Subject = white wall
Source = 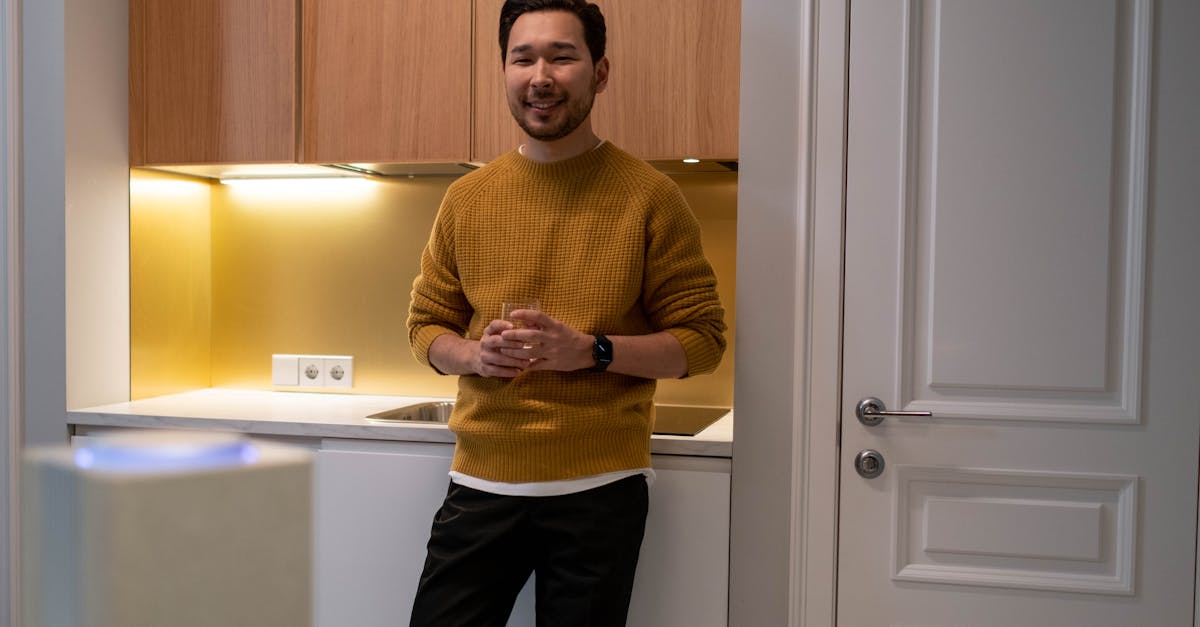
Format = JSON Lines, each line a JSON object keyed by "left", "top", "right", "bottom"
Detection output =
{"left": 63, "top": 0, "right": 129, "bottom": 411}
{"left": 732, "top": 0, "right": 846, "bottom": 625}
{"left": 731, "top": 0, "right": 804, "bottom": 623}
{"left": 10, "top": 0, "right": 69, "bottom": 624}
{"left": 7, "top": 1, "right": 127, "bottom": 616}
{"left": 14, "top": 1, "right": 68, "bottom": 621}
{"left": 20, "top": 0, "right": 127, "bottom": 443}
{"left": 21, "top": 0, "right": 65, "bottom": 447}
{"left": 1, "top": 0, "right": 16, "bottom": 622}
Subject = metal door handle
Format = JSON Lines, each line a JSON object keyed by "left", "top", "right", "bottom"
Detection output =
{"left": 856, "top": 397, "right": 933, "bottom": 426}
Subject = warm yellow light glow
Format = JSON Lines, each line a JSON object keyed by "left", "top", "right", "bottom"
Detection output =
{"left": 218, "top": 177, "right": 378, "bottom": 205}
{"left": 682, "top": 158, "right": 701, "bottom": 164}
{"left": 130, "top": 169, "right": 213, "bottom": 400}
{"left": 129, "top": 175, "right": 210, "bottom": 199}
{"left": 218, "top": 175, "right": 361, "bottom": 185}
{"left": 130, "top": 171, "right": 735, "bottom": 405}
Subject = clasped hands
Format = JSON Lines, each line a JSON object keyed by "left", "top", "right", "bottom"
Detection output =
{"left": 475, "top": 308, "right": 592, "bottom": 378}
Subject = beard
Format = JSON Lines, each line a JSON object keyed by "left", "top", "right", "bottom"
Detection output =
{"left": 509, "top": 82, "right": 597, "bottom": 142}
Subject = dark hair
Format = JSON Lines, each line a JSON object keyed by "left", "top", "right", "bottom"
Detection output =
{"left": 499, "top": 0, "right": 606, "bottom": 64}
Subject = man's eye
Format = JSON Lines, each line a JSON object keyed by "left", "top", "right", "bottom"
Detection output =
{"left": 511, "top": 58, "right": 532, "bottom": 65}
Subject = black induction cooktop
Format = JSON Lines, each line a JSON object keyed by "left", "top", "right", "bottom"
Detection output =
{"left": 651, "top": 405, "right": 730, "bottom": 436}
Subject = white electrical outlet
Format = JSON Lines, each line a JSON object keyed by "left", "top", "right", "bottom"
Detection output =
{"left": 297, "top": 355, "right": 326, "bottom": 387}
{"left": 324, "top": 356, "right": 354, "bottom": 389}
{"left": 275, "top": 354, "right": 352, "bottom": 388}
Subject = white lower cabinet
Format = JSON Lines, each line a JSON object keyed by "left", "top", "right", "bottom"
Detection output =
{"left": 314, "top": 439, "right": 730, "bottom": 626}
{"left": 313, "top": 440, "right": 455, "bottom": 626}
{"left": 627, "top": 455, "right": 731, "bottom": 627}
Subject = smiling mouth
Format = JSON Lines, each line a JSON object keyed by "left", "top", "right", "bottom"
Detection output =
{"left": 527, "top": 98, "right": 563, "bottom": 113}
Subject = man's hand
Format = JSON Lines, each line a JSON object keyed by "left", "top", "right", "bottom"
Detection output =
{"left": 472, "top": 317, "right": 544, "bottom": 374}
{"left": 475, "top": 319, "right": 541, "bottom": 377}
{"left": 427, "top": 319, "right": 542, "bottom": 378}
{"left": 432, "top": 310, "right": 689, "bottom": 379}
{"left": 504, "top": 309, "right": 690, "bottom": 379}
{"left": 499, "top": 309, "right": 593, "bottom": 372}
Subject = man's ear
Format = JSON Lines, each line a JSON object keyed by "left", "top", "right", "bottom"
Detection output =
{"left": 594, "top": 56, "right": 610, "bottom": 94}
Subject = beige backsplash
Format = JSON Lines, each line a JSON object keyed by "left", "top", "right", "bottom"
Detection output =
{"left": 130, "top": 168, "right": 736, "bottom": 407}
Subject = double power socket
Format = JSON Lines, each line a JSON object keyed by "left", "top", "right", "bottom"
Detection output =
{"left": 272, "top": 354, "right": 353, "bottom": 389}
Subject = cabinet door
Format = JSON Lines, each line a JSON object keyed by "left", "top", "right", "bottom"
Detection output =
{"left": 628, "top": 455, "right": 731, "bottom": 627}
{"left": 472, "top": 0, "right": 740, "bottom": 162}
{"left": 315, "top": 443, "right": 730, "bottom": 627}
{"left": 302, "top": 0, "right": 473, "bottom": 164}
{"left": 313, "top": 441, "right": 455, "bottom": 626}
{"left": 129, "top": 0, "right": 298, "bottom": 165}
{"left": 314, "top": 440, "right": 538, "bottom": 627}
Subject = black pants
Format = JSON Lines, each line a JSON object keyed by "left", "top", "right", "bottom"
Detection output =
{"left": 409, "top": 475, "right": 650, "bottom": 627}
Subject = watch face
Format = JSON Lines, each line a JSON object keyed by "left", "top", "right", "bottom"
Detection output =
{"left": 592, "top": 335, "right": 613, "bottom": 371}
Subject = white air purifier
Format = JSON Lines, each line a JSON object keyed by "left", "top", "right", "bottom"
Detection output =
{"left": 22, "top": 431, "right": 313, "bottom": 627}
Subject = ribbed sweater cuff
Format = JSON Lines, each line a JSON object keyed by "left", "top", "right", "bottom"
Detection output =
{"left": 667, "top": 328, "right": 723, "bottom": 377}
{"left": 412, "top": 325, "right": 459, "bottom": 371}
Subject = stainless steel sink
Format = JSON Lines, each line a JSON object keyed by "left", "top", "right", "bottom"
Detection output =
{"left": 365, "top": 401, "right": 728, "bottom": 436}
{"left": 365, "top": 401, "right": 455, "bottom": 424}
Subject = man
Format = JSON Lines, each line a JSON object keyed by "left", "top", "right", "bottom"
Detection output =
{"left": 406, "top": 0, "right": 726, "bottom": 624}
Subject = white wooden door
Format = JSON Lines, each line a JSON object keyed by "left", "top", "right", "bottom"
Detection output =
{"left": 837, "top": 0, "right": 1200, "bottom": 625}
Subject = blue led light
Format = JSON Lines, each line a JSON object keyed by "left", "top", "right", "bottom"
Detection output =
{"left": 74, "top": 433, "right": 261, "bottom": 473}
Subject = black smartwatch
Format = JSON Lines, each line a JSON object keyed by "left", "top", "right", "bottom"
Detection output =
{"left": 590, "top": 334, "right": 613, "bottom": 372}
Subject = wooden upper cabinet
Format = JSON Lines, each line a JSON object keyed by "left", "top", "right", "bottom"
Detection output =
{"left": 302, "top": 0, "right": 473, "bottom": 164}
{"left": 472, "top": 0, "right": 740, "bottom": 162}
{"left": 131, "top": 0, "right": 732, "bottom": 166}
{"left": 471, "top": 0, "right": 512, "bottom": 162}
{"left": 129, "top": 0, "right": 298, "bottom": 165}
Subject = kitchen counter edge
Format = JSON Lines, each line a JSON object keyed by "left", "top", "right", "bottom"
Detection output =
{"left": 67, "top": 388, "right": 733, "bottom": 458}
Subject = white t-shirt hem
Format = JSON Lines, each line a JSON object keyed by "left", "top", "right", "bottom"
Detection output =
{"left": 449, "top": 467, "right": 655, "bottom": 497}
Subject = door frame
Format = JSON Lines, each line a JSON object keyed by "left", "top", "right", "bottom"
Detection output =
{"left": 1, "top": 0, "right": 21, "bottom": 625}
{"left": 732, "top": 0, "right": 846, "bottom": 625}
{"left": 792, "top": 0, "right": 847, "bottom": 624}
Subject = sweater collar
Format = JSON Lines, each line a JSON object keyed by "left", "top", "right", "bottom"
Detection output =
{"left": 506, "top": 140, "right": 613, "bottom": 179}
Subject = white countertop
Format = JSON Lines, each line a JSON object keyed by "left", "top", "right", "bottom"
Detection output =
{"left": 68, "top": 388, "right": 733, "bottom": 458}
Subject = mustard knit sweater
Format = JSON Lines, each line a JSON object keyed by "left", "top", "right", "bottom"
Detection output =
{"left": 408, "top": 142, "right": 726, "bottom": 482}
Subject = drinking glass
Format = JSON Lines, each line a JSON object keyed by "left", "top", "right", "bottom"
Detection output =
{"left": 501, "top": 300, "right": 540, "bottom": 349}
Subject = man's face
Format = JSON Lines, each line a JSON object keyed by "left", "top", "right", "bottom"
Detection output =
{"left": 504, "top": 10, "right": 608, "bottom": 142}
